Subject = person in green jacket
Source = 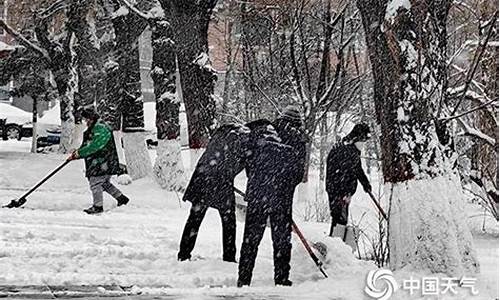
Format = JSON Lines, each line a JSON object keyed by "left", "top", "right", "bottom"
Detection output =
{"left": 68, "top": 107, "right": 129, "bottom": 214}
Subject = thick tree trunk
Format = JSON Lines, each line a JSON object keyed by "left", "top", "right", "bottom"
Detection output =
{"left": 34, "top": 16, "right": 78, "bottom": 153}
{"left": 59, "top": 64, "right": 78, "bottom": 153}
{"left": 358, "top": 0, "right": 479, "bottom": 276}
{"left": 31, "top": 96, "right": 38, "bottom": 153}
{"left": 95, "top": 5, "right": 152, "bottom": 180}
{"left": 58, "top": 34, "right": 79, "bottom": 153}
{"left": 170, "top": 0, "right": 218, "bottom": 148}
{"left": 68, "top": 0, "right": 102, "bottom": 117}
{"left": 150, "top": 14, "right": 186, "bottom": 191}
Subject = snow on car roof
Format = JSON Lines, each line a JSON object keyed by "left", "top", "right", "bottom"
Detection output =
{"left": 0, "top": 103, "right": 31, "bottom": 118}
{"left": 0, "top": 103, "right": 32, "bottom": 125}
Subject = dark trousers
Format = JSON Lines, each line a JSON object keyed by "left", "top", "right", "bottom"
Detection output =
{"left": 238, "top": 203, "right": 292, "bottom": 286}
{"left": 178, "top": 202, "right": 236, "bottom": 261}
{"left": 329, "top": 194, "right": 351, "bottom": 226}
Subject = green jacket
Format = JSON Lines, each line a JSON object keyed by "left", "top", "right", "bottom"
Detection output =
{"left": 79, "top": 121, "right": 120, "bottom": 177}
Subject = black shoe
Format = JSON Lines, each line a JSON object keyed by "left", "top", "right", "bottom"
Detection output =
{"left": 84, "top": 206, "right": 103, "bottom": 214}
{"left": 275, "top": 279, "right": 292, "bottom": 286}
{"left": 117, "top": 195, "right": 129, "bottom": 206}
{"left": 237, "top": 280, "right": 250, "bottom": 287}
{"left": 223, "top": 255, "right": 237, "bottom": 263}
{"left": 177, "top": 253, "right": 191, "bottom": 261}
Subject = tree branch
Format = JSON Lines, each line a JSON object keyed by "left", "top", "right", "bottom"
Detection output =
{"left": 456, "top": 118, "right": 497, "bottom": 147}
{"left": 117, "top": 0, "right": 158, "bottom": 21}
{"left": 443, "top": 99, "right": 497, "bottom": 122}
{"left": 37, "top": 0, "right": 68, "bottom": 20}
{"left": 0, "top": 20, "right": 50, "bottom": 60}
{"left": 241, "top": 71, "right": 281, "bottom": 114}
{"left": 450, "top": 10, "right": 498, "bottom": 116}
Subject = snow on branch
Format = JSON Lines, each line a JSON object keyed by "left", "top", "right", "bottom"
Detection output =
{"left": 447, "top": 83, "right": 498, "bottom": 122}
{"left": 117, "top": 0, "right": 160, "bottom": 21}
{"left": 0, "top": 20, "right": 50, "bottom": 60}
{"left": 37, "top": 0, "right": 68, "bottom": 20}
{"left": 241, "top": 71, "right": 282, "bottom": 114}
{"left": 450, "top": 10, "right": 499, "bottom": 116}
{"left": 442, "top": 99, "right": 497, "bottom": 122}
{"left": 456, "top": 118, "right": 497, "bottom": 147}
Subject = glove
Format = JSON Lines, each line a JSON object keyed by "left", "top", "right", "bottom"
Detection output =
{"left": 67, "top": 150, "right": 80, "bottom": 161}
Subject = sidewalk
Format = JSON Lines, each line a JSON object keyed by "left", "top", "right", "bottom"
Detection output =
{"left": 0, "top": 285, "right": 292, "bottom": 299}
{"left": 0, "top": 285, "right": 136, "bottom": 298}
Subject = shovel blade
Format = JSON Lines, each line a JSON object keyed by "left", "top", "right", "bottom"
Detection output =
{"left": 3, "top": 197, "right": 27, "bottom": 208}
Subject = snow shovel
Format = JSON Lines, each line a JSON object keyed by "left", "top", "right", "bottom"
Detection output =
{"left": 291, "top": 221, "right": 329, "bottom": 278}
{"left": 367, "top": 191, "right": 388, "bottom": 221}
{"left": 233, "top": 187, "right": 328, "bottom": 278}
{"left": 3, "top": 160, "right": 71, "bottom": 208}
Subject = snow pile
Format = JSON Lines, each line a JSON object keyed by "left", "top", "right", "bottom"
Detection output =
{"left": 388, "top": 175, "right": 480, "bottom": 277}
{"left": 117, "top": 174, "right": 132, "bottom": 185}
{"left": 40, "top": 102, "right": 61, "bottom": 125}
{"left": 320, "top": 237, "right": 362, "bottom": 270}
{"left": 0, "top": 143, "right": 497, "bottom": 299}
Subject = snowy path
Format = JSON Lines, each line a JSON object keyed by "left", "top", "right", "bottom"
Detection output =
{"left": 0, "top": 140, "right": 498, "bottom": 299}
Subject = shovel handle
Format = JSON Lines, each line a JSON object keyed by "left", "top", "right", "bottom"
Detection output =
{"left": 19, "top": 160, "right": 71, "bottom": 200}
{"left": 367, "top": 191, "right": 388, "bottom": 221}
{"left": 291, "top": 220, "right": 329, "bottom": 278}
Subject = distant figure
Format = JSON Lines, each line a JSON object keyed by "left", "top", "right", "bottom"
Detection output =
{"left": 326, "top": 123, "right": 371, "bottom": 237}
{"left": 178, "top": 124, "right": 249, "bottom": 262}
{"left": 67, "top": 107, "right": 129, "bottom": 214}
{"left": 238, "top": 106, "right": 307, "bottom": 287}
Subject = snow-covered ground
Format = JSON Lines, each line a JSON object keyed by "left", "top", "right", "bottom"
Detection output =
{"left": 0, "top": 139, "right": 497, "bottom": 299}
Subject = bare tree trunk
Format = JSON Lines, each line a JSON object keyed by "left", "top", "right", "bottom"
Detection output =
{"left": 112, "top": 9, "right": 151, "bottom": 180}
{"left": 31, "top": 96, "right": 38, "bottom": 153}
{"left": 319, "top": 115, "right": 328, "bottom": 181}
{"left": 358, "top": 0, "right": 479, "bottom": 276}
{"left": 150, "top": 12, "right": 186, "bottom": 191}
{"left": 168, "top": 0, "right": 218, "bottom": 149}
{"left": 68, "top": 0, "right": 102, "bottom": 115}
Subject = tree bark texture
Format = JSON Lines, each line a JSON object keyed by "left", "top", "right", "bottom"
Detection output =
{"left": 357, "top": 0, "right": 480, "bottom": 276}
{"left": 165, "top": 0, "right": 218, "bottom": 148}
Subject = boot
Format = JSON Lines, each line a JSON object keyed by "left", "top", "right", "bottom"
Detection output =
{"left": 223, "top": 254, "right": 237, "bottom": 263}
{"left": 237, "top": 279, "right": 250, "bottom": 287}
{"left": 84, "top": 205, "right": 103, "bottom": 214}
{"left": 177, "top": 252, "right": 191, "bottom": 261}
{"left": 275, "top": 279, "right": 292, "bottom": 286}
{"left": 117, "top": 195, "right": 129, "bottom": 206}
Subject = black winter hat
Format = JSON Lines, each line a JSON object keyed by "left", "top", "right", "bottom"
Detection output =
{"left": 344, "top": 123, "right": 371, "bottom": 143}
{"left": 80, "top": 107, "right": 99, "bottom": 121}
{"left": 281, "top": 105, "right": 303, "bottom": 121}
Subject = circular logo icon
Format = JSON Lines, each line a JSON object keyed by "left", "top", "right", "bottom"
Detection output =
{"left": 365, "top": 269, "right": 399, "bottom": 300}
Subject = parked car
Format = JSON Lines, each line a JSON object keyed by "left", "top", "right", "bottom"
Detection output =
{"left": 0, "top": 103, "right": 33, "bottom": 140}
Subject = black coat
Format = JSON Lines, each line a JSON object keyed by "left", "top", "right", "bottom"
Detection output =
{"left": 183, "top": 124, "right": 249, "bottom": 211}
{"left": 325, "top": 142, "right": 370, "bottom": 198}
{"left": 244, "top": 121, "right": 304, "bottom": 212}
{"left": 273, "top": 118, "right": 308, "bottom": 186}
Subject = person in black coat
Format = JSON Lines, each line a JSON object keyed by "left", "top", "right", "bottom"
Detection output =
{"left": 326, "top": 123, "right": 372, "bottom": 236}
{"left": 238, "top": 107, "right": 307, "bottom": 287}
{"left": 178, "top": 124, "right": 250, "bottom": 262}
